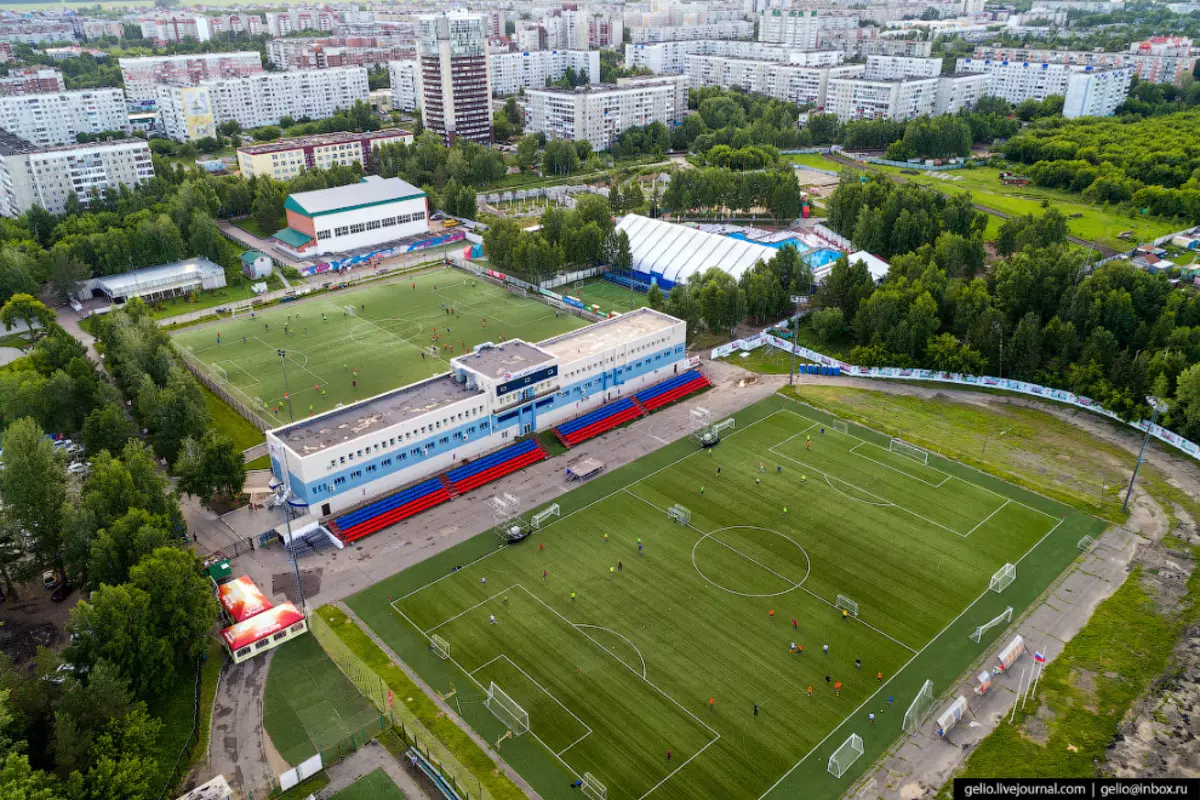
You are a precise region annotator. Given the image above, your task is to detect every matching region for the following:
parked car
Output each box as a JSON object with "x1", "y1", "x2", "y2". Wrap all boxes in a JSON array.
[
  {"x1": 42, "y1": 570, "x2": 58, "y2": 590},
  {"x1": 50, "y1": 583, "x2": 73, "y2": 603}
]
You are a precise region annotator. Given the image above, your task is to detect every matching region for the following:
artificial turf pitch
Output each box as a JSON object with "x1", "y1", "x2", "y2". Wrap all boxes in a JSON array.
[
  {"x1": 348, "y1": 394, "x2": 1106, "y2": 800},
  {"x1": 169, "y1": 268, "x2": 586, "y2": 425}
]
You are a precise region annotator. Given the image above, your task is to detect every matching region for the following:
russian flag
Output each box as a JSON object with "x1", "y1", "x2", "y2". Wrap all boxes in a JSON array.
[{"x1": 1034, "y1": 651, "x2": 1046, "y2": 663}]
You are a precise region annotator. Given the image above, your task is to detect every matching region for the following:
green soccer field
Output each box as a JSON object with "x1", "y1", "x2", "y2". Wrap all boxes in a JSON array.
[
  {"x1": 169, "y1": 270, "x2": 586, "y2": 425},
  {"x1": 350, "y1": 395, "x2": 1105, "y2": 800},
  {"x1": 570, "y1": 277, "x2": 650, "y2": 314}
]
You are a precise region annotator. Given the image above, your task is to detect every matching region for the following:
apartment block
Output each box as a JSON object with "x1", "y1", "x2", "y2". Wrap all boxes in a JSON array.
[
  {"x1": 387, "y1": 60, "x2": 422, "y2": 112},
  {"x1": 137, "y1": 15, "x2": 208, "y2": 45},
  {"x1": 0, "y1": 132, "x2": 154, "y2": 216},
  {"x1": 957, "y1": 58, "x2": 1133, "y2": 114},
  {"x1": 858, "y1": 39, "x2": 934, "y2": 58},
  {"x1": 524, "y1": 76, "x2": 687, "y2": 151},
  {"x1": 156, "y1": 67, "x2": 369, "y2": 141},
  {"x1": 629, "y1": 21, "x2": 753, "y2": 43},
  {"x1": 0, "y1": 88, "x2": 127, "y2": 147},
  {"x1": 757, "y1": 10, "x2": 859, "y2": 49},
  {"x1": 265, "y1": 9, "x2": 336, "y2": 37},
  {"x1": 686, "y1": 54, "x2": 863, "y2": 107},
  {"x1": 934, "y1": 72, "x2": 990, "y2": 114},
  {"x1": 267, "y1": 38, "x2": 414, "y2": 70},
  {"x1": 864, "y1": 55, "x2": 944, "y2": 80},
  {"x1": 207, "y1": 14, "x2": 265, "y2": 38},
  {"x1": 0, "y1": 20, "x2": 75, "y2": 45},
  {"x1": 970, "y1": 40, "x2": 1196, "y2": 87},
  {"x1": 825, "y1": 75, "x2": 941, "y2": 121},
  {"x1": 80, "y1": 19, "x2": 125, "y2": 41},
  {"x1": 236, "y1": 130, "x2": 413, "y2": 180},
  {"x1": 119, "y1": 52, "x2": 263, "y2": 103},
  {"x1": 418, "y1": 14, "x2": 492, "y2": 145},
  {"x1": 490, "y1": 49, "x2": 600, "y2": 95},
  {"x1": 626, "y1": 39, "x2": 841, "y2": 74},
  {"x1": 542, "y1": 8, "x2": 623, "y2": 50},
  {"x1": 0, "y1": 68, "x2": 65, "y2": 96}
]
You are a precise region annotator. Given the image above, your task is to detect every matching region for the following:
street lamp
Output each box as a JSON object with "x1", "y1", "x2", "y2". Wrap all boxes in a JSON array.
[
  {"x1": 992, "y1": 320, "x2": 1004, "y2": 379},
  {"x1": 1121, "y1": 395, "x2": 1168, "y2": 514},
  {"x1": 278, "y1": 448, "x2": 306, "y2": 615},
  {"x1": 277, "y1": 349, "x2": 294, "y2": 422}
]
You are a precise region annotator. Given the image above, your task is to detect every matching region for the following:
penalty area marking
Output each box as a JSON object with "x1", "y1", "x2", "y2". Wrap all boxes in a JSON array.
[{"x1": 574, "y1": 623, "x2": 648, "y2": 679}]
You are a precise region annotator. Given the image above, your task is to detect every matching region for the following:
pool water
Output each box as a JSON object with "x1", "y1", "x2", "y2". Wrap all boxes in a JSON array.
[
  {"x1": 804, "y1": 248, "x2": 843, "y2": 268},
  {"x1": 725, "y1": 231, "x2": 809, "y2": 251}
]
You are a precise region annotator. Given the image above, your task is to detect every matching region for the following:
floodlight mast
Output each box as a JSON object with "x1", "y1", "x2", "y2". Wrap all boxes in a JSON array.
[{"x1": 1122, "y1": 396, "x2": 1167, "y2": 514}]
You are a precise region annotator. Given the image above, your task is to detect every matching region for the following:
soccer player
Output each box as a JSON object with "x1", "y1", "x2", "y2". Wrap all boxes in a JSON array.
[
  {"x1": 709, "y1": 697, "x2": 715, "y2": 711},
  {"x1": 807, "y1": 686, "x2": 813, "y2": 697},
  {"x1": 617, "y1": 561, "x2": 623, "y2": 571},
  {"x1": 823, "y1": 644, "x2": 829, "y2": 655},
  {"x1": 489, "y1": 614, "x2": 496, "y2": 625},
  {"x1": 700, "y1": 486, "x2": 705, "y2": 495},
  {"x1": 855, "y1": 659, "x2": 862, "y2": 670},
  {"x1": 888, "y1": 695, "x2": 894, "y2": 707},
  {"x1": 835, "y1": 681, "x2": 841, "y2": 696},
  {"x1": 843, "y1": 609, "x2": 851, "y2": 621},
  {"x1": 542, "y1": 569, "x2": 547, "y2": 582},
  {"x1": 571, "y1": 592, "x2": 576, "y2": 601},
  {"x1": 792, "y1": 618, "x2": 798, "y2": 629},
  {"x1": 776, "y1": 465, "x2": 782, "y2": 473},
  {"x1": 783, "y1": 506, "x2": 788, "y2": 516},
  {"x1": 801, "y1": 474, "x2": 807, "y2": 484},
  {"x1": 769, "y1": 609, "x2": 775, "y2": 620},
  {"x1": 755, "y1": 478, "x2": 760, "y2": 486},
  {"x1": 716, "y1": 466, "x2": 721, "y2": 477},
  {"x1": 821, "y1": 427, "x2": 825, "y2": 435},
  {"x1": 604, "y1": 533, "x2": 609, "y2": 543},
  {"x1": 609, "y1": 566, "x2": 615, "y2": 578},
  {"x1": 806, "y1": 439, "x2": 811, "y2": 451},
  {"x1": 825, "y1": 675, "x2": 831, "y2": 684},
  {"x1": 481, "y1": 577, "x2": 487, "y2": 587},
  {"x1": 637, "y1": 538, "x2": 643, "y2": 555},
  {"x1": 753, "y1": 703, "x2": 758, "y2": 716},
  {"x1": 869, "y1": 712, "x2": 875, "y2": 725},
  {"x1": 877, "y1": 671, "x2": 883, "y2": 683},
  {"x1": 758, "y1": 461, "x2": 765, "y2": 472},
  {"x1": 789, "y1": 642, "x2": 797, "y2": 653},
  {"x1": 539, "y1": 542, "x2": 544, "y2": 552}
]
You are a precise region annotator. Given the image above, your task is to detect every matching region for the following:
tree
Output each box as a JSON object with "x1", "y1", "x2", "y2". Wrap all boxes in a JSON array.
[
  {"x1": 481, "y1": 218, "x2": 523, "y2": 273},
  {"x1": 0, "y1": 418, "x2": 66, "y2": 571},
  {"x1": 0, "y1": 293, "x2": 54, "y2": 338},
  {"x1": 80, "y1": 406, "x2": 137, "y2": 457},
  {"x1": 0, "y1": 752, "x2": 59, "y2": 800},
  {"x1": 0, "y1": 247, "x2": 40, "y2": 306},
  {"x1": 129, "y1": 548, "x2": 217, "y2": 662},
  {"x1": 925, "y1": 333, "x2": 984, "y2": 374},
  {"x1": 810, "y1": 307, "x2": 847, "y2": 344},
  {"x1": 174, "y1": 431, "x2": 246, "y2": 503},
  {"x1": 66, "y1": 707, "x2": 163, "y2": 800},
  {"x1": 48, "y1": 251, "x2": 90, "y2": 304},
  {"x1": 543, "y1": 139, "x2": 578, "y2": 175},
  {"x1": 814, "y1": 256, "x2": 874, "y2": 321},
  {"x1": 692, "y1": 267, "x2": 746, "y2": 336},
  {"x1": 53, "y1": 660, "x2": 134, "y2": 775},
  {"x1": 187, "y1": 212, "x2": 224, "y2": 263},
  {"x1": 67, "y1": 583, "x2": 174, "y2": 698},
  {"x1": 88, "y1": 509, "x2": 174, "y2": 589},
  {"x1": 516, "y1": 134, "x2": 540, "y2": 169}
]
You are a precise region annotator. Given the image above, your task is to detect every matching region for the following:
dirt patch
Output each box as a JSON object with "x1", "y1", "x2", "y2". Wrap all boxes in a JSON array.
[
  {"x1": 1021, "y1": 702, "x2": 1056, "y2": 745},
  {"x1": 271, "y1": 568, "x2": 323, "y2": 604},
  {"x1": 0, "y1": 578, "x2": 75, "y2": 664},
  {"x1": 1069, "y1": 669, "x2": 1099, "y2": 712}
]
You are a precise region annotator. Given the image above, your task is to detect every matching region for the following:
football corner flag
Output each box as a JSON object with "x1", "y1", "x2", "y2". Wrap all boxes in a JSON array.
[{"x1": 1034, "y1": 651, "x2": 1046, "y2": 664}]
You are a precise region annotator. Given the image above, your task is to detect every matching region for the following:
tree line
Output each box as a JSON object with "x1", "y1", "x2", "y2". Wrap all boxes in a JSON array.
[{"x1": 809, "y1": 173, "x2": 1200, "y2": 441}]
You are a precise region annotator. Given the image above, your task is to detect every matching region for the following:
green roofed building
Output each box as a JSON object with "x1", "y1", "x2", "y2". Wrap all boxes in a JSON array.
[{"x1": 272, "y1": 175, "x2": 429, "y2": 257}]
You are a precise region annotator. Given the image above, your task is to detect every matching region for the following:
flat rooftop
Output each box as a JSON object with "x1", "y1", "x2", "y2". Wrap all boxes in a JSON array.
[
  {"x1": 455, "y1": 341, "x2": 555, "y2": 380},
  {"x1": 539, "y1": 307, "x2": 676, "y2": 362},
  {"x1": 274, "y1": 373, "x2": 484, "y2": 455},
  {"x1": 237, "y1": 129, "x2": 412, "y2": 156}
]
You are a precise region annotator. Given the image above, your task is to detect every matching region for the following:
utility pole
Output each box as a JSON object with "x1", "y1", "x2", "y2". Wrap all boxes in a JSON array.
[
  {"x1": 993, "y1": 320, "x2": 1003, "y2": 378},
  {"x1": 278, "y1": 349, "x2": 294, "y2": 422},
  {"x1": 279, "y1": 448, "x2": 306, "y2": 614},
  {"x1": 788, "y1": 293, "x2": 804, "y2": 385},
  {"x1": 1122, "y1": 396, "x2": 1167, "y2": 514}
]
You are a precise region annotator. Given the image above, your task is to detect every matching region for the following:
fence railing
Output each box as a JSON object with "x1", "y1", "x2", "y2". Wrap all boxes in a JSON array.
[
  {"x1": 156, "y1": 655, "x2": 203, "y2": 800},
  {"x1": 176, "y1": 346, "x2": 271, "y2": 432},
  {"x1": 307, "y1": 613, "x2": 490, "y2": 800}
]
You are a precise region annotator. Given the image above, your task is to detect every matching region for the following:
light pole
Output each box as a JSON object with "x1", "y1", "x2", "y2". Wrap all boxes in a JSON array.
[
  {"x1": 277, "y1": 349, "x2": 294, "y2": 422},
  {"x1": 1122, "y1": 396, "x2": 1167, "y2": 514},
  {"x1": 992, "y1": 320, "x2": 1003, "y2": 378},
  {"x1": 788, "y1": 293, "x2": 805, "y2": 385},
  {"x1": 278, "y1": 448, "x2": 306, "y2": 615}
]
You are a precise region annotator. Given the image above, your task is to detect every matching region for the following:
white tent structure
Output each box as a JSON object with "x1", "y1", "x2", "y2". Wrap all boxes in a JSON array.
[
  {"x1": 812, "y1": 250, "x2": 890, "y2": 285},
  {"x1": 80, "y1": 257, "x2": 227, "y2": 303},
  {"x1": 616, "y1": 214, "x2": 773, "y2": 289}
]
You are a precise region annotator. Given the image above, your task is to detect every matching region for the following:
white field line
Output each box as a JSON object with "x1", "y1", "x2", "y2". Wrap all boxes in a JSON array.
[
  {"x1": 574, "y1": 623, "x2": 648, "y2": 679},
  {"x1": 638, "y1": 735, "x2": 722, "y2": 800},
  {"x1": 966, "y1": 499, "x2": 1012, "y2": 537},
  {"x1": 756, "y1": 516, "x2": 1068, "y2": 799},
  {"x1": 847, "y1": 439, "x2": 952, "y2": 488},
  {"x1": 478, "y1": 653, "x2": 593, "y2": 754},
  {"x1": 468, "y1": 654, "x2": 505, "y2": 676},
  {"x1": 425, "y1": 584, "x2": 518, "y2": 633}
]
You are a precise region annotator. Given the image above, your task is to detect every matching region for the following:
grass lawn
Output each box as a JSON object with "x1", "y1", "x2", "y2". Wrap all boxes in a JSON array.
[
  {"x1": 0, "y1": 331, "x2": 33, "y2": 349},
  {"x1": 262, "y1": 634, "x2": 382, "y2": 766},
  {"x1": 150, "y1": 279, "x2": 281, "y2": 321},
  {"x1": 784, "y1": 153, "x2": 842, "y2": 172},
  {"x1": 199, "y1": 383, "x2": 264, "y2": 452},
  {"x1": 348, "y1": 392, "x2": 1103, "y2": 800},
  {"x1": 234, "y1": 217, "x2": 272, "y2": 238},
  {"x1": 571, "y1": 276, "x2": 649, "y2": 314},
  {"x1": 170, "y1": 269, "x2": 586, "y2": 425},
  {"x1": 147, "y1": 640, "x2": 225, "y2": 796},
  {"x1": 869, "y1": 164, "x2": 1178, "y2": 250},
  {"x1": 329, "y1": 767, "x2": 408, "y2": 800},
  {"x1": 720, "y1": 345, "x2": 812, "y2": 374}
]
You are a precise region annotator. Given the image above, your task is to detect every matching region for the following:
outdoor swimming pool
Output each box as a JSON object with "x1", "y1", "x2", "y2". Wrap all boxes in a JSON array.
[
  {"x1": 723, "y1": 232, "x2": 844, "y2": 268},
  {"x1": 725, "y1": 231, "x2": 808, "y2": 251},
  {"x1": 804, "y1": 248, "x2": 843, "y2": 268}
]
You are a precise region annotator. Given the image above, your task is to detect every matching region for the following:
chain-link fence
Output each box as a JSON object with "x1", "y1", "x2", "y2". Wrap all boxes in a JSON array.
[
  {"x1": 156, "y1": 656, "x2": 203, "y2": 800},
  {"x1": 308, "y1": 613, "x2": 489, "y2": 800}
]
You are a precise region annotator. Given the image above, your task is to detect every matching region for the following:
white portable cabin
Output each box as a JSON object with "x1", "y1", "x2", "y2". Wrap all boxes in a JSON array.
[{"x1": 935, "y1": 696, "x2": 969, "y2": 737}]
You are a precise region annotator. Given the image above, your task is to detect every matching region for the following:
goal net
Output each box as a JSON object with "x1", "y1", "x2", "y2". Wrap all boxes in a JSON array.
[
  {"x1": 902, "y1": 679, "x2": 935, "y2": 734},
  {"x1": 989, "y1": 563, "x2": 1016, "y2": 594},
  {"x1": 827, "y1": 733, "x2": 864, "y2": 778},
  {"x1": 889, "y1": 438, "x2": 928, "y2": 465},
  {"x1": 485, "y1": 682, "x2": 529, "y2": 735},
  {"x1": 430, "y1": 634, "x2": 450, "y2": 660},
  {"x1": 582, "y1": 773, "x2": 606, "y2": 800},
  {"x1": 1077, "y1": 535, "x2": 1095, "y2": 551},
  {"x1": 969, "y1": 607, "x2": 1012, "y2": 643},
  {"x1": 835, "y1": 594, "x2": 858, "y2": 618},
  {"x1": 530, "y1": 503, "x2": 560, "y2": 530},
  {"x1": 831, "y1": 419, "x2": 849, "y2": 434},
  {"x1": 711, "y1": 418, "x2": 735, "y2": 438},
  {"x1": 506, "y1": 285, "x2": 528, "y2": 298},
  {"x1": 211, "y1": 363, "x2": 229, "y2": 385},
  {"x1": 574, "y1": 280, "x2": 585, "y2": 290},
  {"x1": 667, "y1": 504, "x2": 691, "y2": 525},
  {"x1": 344, "y1": 305, "x2": 357, "y2": 316}
]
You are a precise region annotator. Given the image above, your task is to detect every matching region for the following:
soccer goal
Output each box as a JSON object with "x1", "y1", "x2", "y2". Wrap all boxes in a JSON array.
[
  {"x1": 485, "y1": 682, "x2": 529, "y2": 735},
  {"x1": 574, "y1": 280, "x2": 585, "y2": 290},
  {"x1": 989, "y1": 563, "x2": 1016, "y2": 594},
  {"x1": 210, "y1": 363, "x2": 229, "y2": 385},
  {"x1": 581, "y1": 773, "x2": 606, "y2": 800},
  {"x1": 506, "y1": 285, "x2": 529, "y2": 299},
  {"x1": 889, "y1": 438, "x2": 928, "y2": 465},
  {"x1": 667, "y1": 504, "x2": 691, "y2": 525},
  {"x1": 530, "y1": 503, "x2": 560, "y2": 530},
  {"x1": 902, "y1": 679, "x2": 935, "y2": 734},
  {"x1": 344, "y1": 305, "x2": 357, "y2": 316},
  {"x1": 430, "y1": 634, "x2": 450, "y2": 660},
  {"x1": 831, "y1": 419, "x2": 849, "y2": 434},
  {"x1": 969, "y1": 606, "x2": 1012, "y2": 643},
  {"x1": 827, "y1": 733, "x2": 864, "y2": 778},
  {"x1": 1077, "y1": 535, "x2": 1096, "y2": 551},
  {"x1": 711, "y1": 418, "x2": 735, "y2": 438},
  {"x1": 835, "y1": 594, "x2": 858, "y2": 618}
]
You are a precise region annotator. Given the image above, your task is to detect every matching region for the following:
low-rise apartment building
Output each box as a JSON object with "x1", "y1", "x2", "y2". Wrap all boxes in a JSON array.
[
  {"x1": 236, "y1": 130, "x2": 414, "y2": 180},
  {"x1": 824, "y1": 75, "x2": 941, "y2": 121},
  {"x1": 970, "y1": 39, "x2": 1196, "y2": 87},
  {"x1": 686, "y1": 54, "x2": 863, "y2": 107},
  {"x1": 956, "y1": 58, "x2": 1132, "y2": 115},
  {"x1": 626, "y1": 39, "x2": 841, "y2": 74},
  {"x1": 524, "y1": 76, "x2": 687, "y2": 151},
  {"x1": 629, "y1": 20, "x2": 754, "y2": 43},
  {"x1": 119, "y1": 52, "x2": 263, "y2": 104}
]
